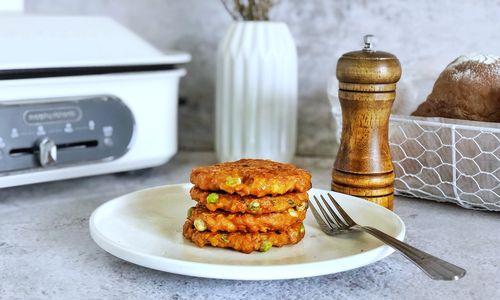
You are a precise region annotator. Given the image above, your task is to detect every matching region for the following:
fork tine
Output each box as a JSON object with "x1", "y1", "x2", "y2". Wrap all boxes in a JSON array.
[
  {"x1": 309, "y1": 198, "x2": 333, "y2": 232},
  {"x1": 313, "y1": 196, "x2": 340, "y2": 229},
  {"x1": 327, "y1": 193, "x2": 356, "y2": 226},
  {"x1": 320, "y1": 195, "x2": 349, "y2": 229}
]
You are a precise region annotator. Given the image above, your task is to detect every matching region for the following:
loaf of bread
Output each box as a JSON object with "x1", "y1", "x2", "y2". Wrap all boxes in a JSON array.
[{"x1": 412, "y1": 54, "x2": 500, "y2": 122}]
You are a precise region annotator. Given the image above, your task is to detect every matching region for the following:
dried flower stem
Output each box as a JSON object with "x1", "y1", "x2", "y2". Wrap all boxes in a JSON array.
[
  {"x1": 220, "y1": 0, "x2": 238, "y2": 20},
  {"x1": 220, "y1": 0, "x2": 279, "y2": 21}
]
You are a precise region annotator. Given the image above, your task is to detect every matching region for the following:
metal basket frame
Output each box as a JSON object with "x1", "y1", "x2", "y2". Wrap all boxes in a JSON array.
[{"x1": 389, "y1": 115, "x2": 500, "y2": 211}]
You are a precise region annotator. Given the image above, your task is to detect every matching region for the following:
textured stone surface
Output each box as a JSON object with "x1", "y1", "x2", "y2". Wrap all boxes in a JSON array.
[
  {"x1": 1, "y1": 152, "x2": 500, "y2": 299},
  {"x1": 24, "y1": 0, "x2": 500, "y2": 157}
]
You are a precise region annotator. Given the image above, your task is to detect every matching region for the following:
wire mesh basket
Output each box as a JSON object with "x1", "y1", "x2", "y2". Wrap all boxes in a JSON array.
[{"x1": 389, "y1": 115, "x2": 500, "y2": 211}]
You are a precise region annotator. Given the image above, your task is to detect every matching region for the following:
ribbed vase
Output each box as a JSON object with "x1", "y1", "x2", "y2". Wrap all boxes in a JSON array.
[{"x1": 215, "y1": 21, "x2": 298, "y2": 162}]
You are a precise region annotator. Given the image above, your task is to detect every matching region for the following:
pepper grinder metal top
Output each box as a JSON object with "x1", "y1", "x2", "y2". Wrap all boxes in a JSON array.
[{"x1": 332, "y1": 35, "x2": 402, "y2": 210}]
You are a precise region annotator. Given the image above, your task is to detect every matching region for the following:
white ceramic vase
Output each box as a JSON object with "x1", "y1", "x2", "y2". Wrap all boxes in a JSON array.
[{"x1": 215, "y1": 21, "x2": 298, "y2": 162}]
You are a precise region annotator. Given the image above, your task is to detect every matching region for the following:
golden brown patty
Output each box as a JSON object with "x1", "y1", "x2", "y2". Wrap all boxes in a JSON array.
[
  {"x1": 188, "y1": 205, "x2": 306, "y2": 233},
  {"x1": 190, "y1": 159, "x2": 312, "y2": 197},
  {"x1": 183, "y1": 220, "x2": 305, "y2": 254},
  {"x1": 190, "y1": 187, "x2": 309, "y2": 214}
]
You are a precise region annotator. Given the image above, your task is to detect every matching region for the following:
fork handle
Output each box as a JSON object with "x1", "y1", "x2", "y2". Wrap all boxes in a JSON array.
[{"x1": 357, "y1": 225, "x2": 466, "y2": 280}]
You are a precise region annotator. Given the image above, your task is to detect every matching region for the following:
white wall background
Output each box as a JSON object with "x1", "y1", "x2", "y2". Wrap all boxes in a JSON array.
[{"x1": 24, "y1": 0, "x2": 500, "y2": 156}]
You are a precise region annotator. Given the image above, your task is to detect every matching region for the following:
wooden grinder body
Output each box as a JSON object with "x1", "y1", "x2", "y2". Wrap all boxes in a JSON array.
[{"x1": 332, "y1": 45, "x2": 401, "y2": 210}]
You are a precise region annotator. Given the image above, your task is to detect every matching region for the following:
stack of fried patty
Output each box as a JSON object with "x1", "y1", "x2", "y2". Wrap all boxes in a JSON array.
[{"x1": 183, "y1": 159, "x2": 312, "y2": 253}]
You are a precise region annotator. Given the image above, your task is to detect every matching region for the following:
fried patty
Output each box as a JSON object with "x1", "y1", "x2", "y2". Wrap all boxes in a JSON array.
[
  {"x1": 188, "y1": 205, "x2": 306, "y2": 233},
  {"x1": 183, "y1": 220, "x2": 305, "y2": 254},
  {"x1": 190, "y1": 159, "x2": 311, "y2": 197},
  {"x1": 190, "y1": 187, "x2": 309, "y2": 214}
]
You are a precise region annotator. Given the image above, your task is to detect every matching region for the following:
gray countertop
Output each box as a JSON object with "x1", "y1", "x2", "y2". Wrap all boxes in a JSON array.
[{"x1": 1, "y1": 152, "x2": 499, "y2": 299}]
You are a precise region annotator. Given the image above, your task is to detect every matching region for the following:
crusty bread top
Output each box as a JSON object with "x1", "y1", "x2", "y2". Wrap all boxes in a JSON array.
[{"x1": 412, "y1": 54, "x2": 500, "y2": 122}]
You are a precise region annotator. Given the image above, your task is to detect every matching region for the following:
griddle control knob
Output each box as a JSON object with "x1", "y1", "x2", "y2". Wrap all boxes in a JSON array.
[{"x1": 38, "y1": 137, "x2": 57, "y2": 167}]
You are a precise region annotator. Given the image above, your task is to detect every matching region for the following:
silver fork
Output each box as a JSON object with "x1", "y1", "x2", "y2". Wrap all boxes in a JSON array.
[{"x1": 310, "y1": 193, "x2": 466, "y2": 281}]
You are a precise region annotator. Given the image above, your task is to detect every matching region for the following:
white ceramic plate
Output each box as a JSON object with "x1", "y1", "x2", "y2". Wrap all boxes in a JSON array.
[{"x1": 89, "y1": 184, "x2": 405, "y2": 280}]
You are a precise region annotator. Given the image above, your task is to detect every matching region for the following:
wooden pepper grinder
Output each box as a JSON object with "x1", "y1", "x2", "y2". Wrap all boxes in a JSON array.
[{"x1": 332, "y1": 35, "x2": 401, "y2": 210}]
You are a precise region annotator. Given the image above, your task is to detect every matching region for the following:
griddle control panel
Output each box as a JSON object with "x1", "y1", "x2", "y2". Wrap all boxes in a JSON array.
[{"x1": 0, "y1": 95, "x2": 135, "y2": 174}]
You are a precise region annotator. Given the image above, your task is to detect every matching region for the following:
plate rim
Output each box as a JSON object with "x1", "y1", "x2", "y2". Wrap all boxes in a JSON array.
[{"x1": 89, "y1": 183, "x2": 406, "y2": 280}]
